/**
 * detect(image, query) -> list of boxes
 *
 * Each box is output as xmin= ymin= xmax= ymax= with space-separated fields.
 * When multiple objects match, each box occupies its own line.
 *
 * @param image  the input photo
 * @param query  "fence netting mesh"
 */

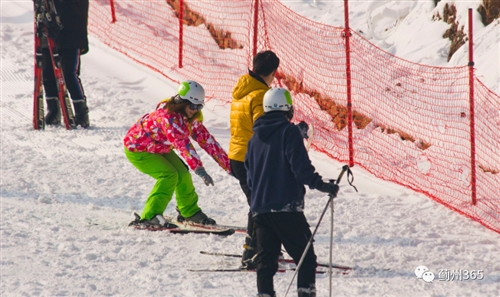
xmin=89 ymin=0 xmax=500 ymax=233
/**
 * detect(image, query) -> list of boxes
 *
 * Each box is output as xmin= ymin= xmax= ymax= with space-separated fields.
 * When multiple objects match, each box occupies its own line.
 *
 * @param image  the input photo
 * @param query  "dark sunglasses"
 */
xmin=189 ymin=103 xmax=203 ymax=111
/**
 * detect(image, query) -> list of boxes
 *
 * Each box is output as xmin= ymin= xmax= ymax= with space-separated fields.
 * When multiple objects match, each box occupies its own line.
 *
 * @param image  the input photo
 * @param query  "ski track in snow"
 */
xmin=2 ymin=2 xmax=500 ymax=296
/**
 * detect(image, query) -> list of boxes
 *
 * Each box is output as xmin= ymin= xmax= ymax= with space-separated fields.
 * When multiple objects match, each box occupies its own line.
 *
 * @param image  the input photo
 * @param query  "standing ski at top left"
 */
xmin=32 ymin=0 xmax=90 ymax=130
xmin=33 ymin=0 xmax=45 ymax=130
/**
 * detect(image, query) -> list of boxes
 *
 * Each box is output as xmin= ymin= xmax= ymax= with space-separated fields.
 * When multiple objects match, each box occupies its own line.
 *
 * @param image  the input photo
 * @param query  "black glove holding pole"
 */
xmin=318 ymin=180 xmax=339 ymax=197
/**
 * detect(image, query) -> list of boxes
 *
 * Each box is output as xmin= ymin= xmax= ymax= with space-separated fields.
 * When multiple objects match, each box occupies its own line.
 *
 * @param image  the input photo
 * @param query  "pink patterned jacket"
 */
xmin=124 ymin=107 xmax=231 ymax=174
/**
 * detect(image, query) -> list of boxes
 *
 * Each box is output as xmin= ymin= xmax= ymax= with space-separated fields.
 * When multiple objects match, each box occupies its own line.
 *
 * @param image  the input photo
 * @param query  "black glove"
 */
xmin=296 ymin=121 xmax=309 ymax=139
xmin=195 ymin=167 xmax=214 ymax=186
xmin=318 ymin=182 xmax=339 ymax=197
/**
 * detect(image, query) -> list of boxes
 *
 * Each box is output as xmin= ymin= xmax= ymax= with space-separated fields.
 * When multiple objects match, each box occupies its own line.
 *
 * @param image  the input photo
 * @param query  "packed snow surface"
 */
xmin=1 ymin=1 xmax=499 ymax=296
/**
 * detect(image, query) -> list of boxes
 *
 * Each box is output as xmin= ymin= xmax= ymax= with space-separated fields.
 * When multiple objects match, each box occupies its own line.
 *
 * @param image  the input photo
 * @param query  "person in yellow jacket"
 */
xmin=229 ymin=50 xmax=280 ymax=269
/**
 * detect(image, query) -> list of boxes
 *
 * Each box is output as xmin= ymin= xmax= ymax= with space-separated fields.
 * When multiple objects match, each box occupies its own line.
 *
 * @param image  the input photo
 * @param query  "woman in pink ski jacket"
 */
xmin=124 ymin=80 xmax=231 ymax=226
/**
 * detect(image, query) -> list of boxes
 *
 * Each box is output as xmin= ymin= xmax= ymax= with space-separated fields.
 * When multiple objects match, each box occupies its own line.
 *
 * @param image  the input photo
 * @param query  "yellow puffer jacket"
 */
xmin=229 ymin=74 xmax=269 ymax=161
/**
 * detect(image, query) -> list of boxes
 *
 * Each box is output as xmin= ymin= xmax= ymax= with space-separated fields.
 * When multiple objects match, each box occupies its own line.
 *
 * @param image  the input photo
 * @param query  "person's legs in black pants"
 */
xmin=41 ymin=47 xmax=89 ymax=127
xmin=258 ymin=212 xmax=317 ymax=292
xmin=254 ymin=213 xmax=280 ymax=296
xmin=42 ymin=48 xmax=61 ymax=124
xmin=278 ymin=212 xmax=317 ymax=292
xmin=60 ymin=48 xmax=89 ymax=128
xmin=229 ymin=159 xmax=251 ymax=204
xmin=60 ymin=48 xmax=86 ymax=101
xmin=230 ymin=159 xmax=256 ymax=268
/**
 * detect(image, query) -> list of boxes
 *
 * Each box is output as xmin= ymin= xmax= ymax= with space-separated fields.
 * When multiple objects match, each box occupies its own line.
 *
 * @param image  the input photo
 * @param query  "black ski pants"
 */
xmin=230 ymin=159 xmax=254 ymax=238
xmin=254 ymin=212 xmax=317 ymax=295
xmin=42 ymin=48 xmax=86 ymax=101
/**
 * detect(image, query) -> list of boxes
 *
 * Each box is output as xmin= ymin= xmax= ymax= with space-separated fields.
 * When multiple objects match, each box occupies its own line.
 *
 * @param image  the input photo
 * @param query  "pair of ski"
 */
xmin=130 ymin=214 xmax=246 ymax=236
xmin=33 ymin=0 xmax=75 ymax=130
xmin=190 ymin=251 xmax=353 ymax=274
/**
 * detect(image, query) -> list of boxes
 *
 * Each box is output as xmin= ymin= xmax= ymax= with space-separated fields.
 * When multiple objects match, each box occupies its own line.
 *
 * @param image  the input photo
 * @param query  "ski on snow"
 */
xmin=33 ymin=5 xmax=44 ymax=130
xmin=130 ymin=214 xmax=235 ymax=236
xmin=190 ymin=265 xmax=340 ymax=275
xmin=199 ymin=251 xmax=353 ymax=273
xmin=133 ymin=224 xmax=235 ymax=236
xmin=189 ymin=268 xmax=290 ymax=273
xmin=163 ymin=215 xmax=247 ymax=234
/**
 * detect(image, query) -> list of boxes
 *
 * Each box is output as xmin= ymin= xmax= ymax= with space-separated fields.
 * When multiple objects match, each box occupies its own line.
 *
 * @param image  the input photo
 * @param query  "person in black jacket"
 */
xmin=245 ymin=88 xmax=339 ymax=297
xmin=42 ymin=0 xmax=90 ymax=128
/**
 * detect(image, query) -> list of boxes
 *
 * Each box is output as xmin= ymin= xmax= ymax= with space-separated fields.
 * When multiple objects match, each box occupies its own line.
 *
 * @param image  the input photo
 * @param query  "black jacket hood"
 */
xmin=253 ymin=111 xmax=289 ymax=142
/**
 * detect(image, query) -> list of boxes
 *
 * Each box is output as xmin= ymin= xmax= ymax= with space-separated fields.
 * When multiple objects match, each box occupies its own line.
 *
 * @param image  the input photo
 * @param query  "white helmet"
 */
xmin=176 ymin=80 xmax=205 ymax=105
xmin=263 ymin=88 xmax=293 ymax=112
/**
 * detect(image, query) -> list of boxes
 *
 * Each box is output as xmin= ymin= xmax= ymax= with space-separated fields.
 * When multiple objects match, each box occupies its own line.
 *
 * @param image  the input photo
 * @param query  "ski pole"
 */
xmin=329 ymin=178 xmax=334 ymax=297
xmin=284 ymin=165 xmax=350 ymax=297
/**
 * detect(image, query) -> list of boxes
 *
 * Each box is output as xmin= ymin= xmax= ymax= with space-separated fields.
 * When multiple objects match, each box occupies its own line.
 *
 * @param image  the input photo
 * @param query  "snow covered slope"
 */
xmin=1 ymin=1 xmax=499 ymax=296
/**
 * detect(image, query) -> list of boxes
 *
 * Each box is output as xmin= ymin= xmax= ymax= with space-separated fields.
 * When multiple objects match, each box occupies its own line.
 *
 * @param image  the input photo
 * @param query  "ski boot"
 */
xmin=129 ymin=213 xmax=177 ymax=228
xmin=73 ymin=99 xmax=90 ymax=128
xmin=45 ymin=97 xmax=61 ymax=125
xmin=177 ymin=209 xmax=216 ymax=225
xmin=297 ymin=285 xmax=316 ymax=297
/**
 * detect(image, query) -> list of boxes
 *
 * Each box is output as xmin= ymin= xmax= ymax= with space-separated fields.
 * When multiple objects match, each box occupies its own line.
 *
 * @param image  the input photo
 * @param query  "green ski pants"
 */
xmin=124 ymin=148 xmax=201 ymax=220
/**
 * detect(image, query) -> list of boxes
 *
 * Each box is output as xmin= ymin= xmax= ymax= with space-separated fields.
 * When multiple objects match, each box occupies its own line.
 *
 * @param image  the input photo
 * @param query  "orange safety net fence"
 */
xmin=89 ymin=0 xmax=253 ymax=102
xmin=88 ymin=0 xmax=500 ymax=234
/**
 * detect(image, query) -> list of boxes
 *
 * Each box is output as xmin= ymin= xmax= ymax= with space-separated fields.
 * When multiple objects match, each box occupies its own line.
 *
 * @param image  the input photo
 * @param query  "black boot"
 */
xmin=297 ymin=285 xmax=316 ymax=297
xmin=44 ymin=97 xmax=61 ymax=125
xmin=73 ymin=100 xmax=90 ymax=128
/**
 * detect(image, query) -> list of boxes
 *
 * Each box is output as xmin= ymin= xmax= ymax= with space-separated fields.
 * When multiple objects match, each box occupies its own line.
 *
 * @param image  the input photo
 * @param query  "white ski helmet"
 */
xmin=176 ymin=80 xmax=205 ymax=105
xmin=263 ymin=88 xmax=293 ymax=112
